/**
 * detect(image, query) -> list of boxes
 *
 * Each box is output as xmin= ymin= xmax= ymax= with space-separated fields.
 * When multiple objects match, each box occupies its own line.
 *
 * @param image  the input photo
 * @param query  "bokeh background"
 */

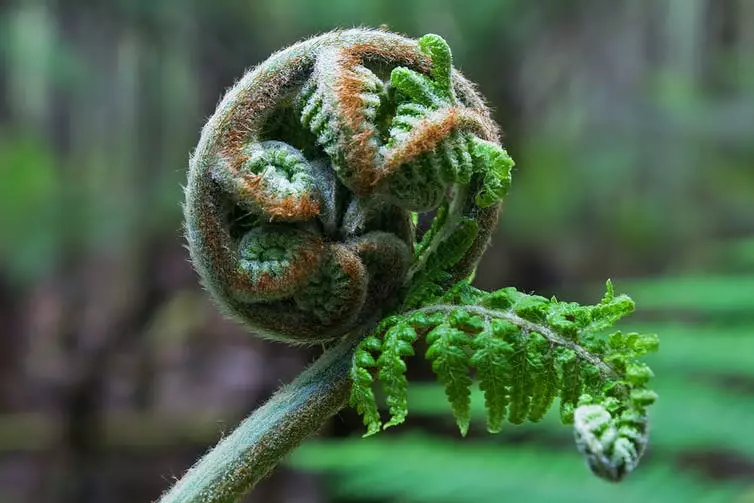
xmin=1 ymin=0 xmax=753 ymax=502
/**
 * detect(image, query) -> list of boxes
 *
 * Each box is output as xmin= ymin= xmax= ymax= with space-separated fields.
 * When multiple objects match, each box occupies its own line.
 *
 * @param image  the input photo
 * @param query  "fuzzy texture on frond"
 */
xmin=184 ymin=30 xmax=512 ymax=345
xmin=351 ymin=280 xmax=659 ymax=482
xmin=171 ymin=28 xmax=657 ymax=503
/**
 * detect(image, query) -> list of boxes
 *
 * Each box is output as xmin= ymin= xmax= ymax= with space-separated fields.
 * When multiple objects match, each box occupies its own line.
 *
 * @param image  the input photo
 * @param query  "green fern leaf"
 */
xmin=404 ymin=217 xmax=478 ymax=309
xmin=557 ymin=349 xmax=582 ymax=424
xmin=377 ymin=321 xmax=418 ymax=429
xmin=426 ymin=319 xmax=474 ymax=436
xmin=414 ymin=203 xmax=448 ymax=257
xmin=402 ymin=269 xmax=453 ymax=310
xmin=471 ymin=137 xmax=514 ymax=208
xmin=507 ymin=330 xmax=535 ymax=425
xmin=574 ymin=398 xmax=652 ymax=482
xmin=527 ymin=332 xmax=559 ymax=422
xmin=470 ymin=319 xmax=515 ymax=433
xmin=418 ymin=34 xmax=454 ymax=96
xmin=350 ymin=334 xmax=383 ymax=436
xmin=439 ymin=279 xmax=483 ymax=306
xmin=350 ymin=281 xmax=659 ymax=481
xmin=585 ymin=280 xmax=636 ymax=333
xmin=426 ymin=217 xmax=479 ymax=272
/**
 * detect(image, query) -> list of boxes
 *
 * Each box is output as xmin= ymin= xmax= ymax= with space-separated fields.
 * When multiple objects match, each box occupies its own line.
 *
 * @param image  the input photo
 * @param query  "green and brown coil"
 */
xmin=184 ymin=29 xmax=514 ymax=344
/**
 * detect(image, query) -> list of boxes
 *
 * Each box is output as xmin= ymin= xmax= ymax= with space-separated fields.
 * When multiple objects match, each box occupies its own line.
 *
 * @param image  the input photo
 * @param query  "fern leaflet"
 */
xmin=377 ymin=320 xmax=418 ymax=429
xmin=349 ymin=280 xmax=659 ymax=481
xmin=470 ymin=319 xmax=514 ymax=433
xmin=425 ymin=319 xmax=475 ymax=435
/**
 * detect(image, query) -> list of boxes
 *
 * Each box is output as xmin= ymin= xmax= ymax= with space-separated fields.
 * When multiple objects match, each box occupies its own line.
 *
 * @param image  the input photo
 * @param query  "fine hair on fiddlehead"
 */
xmin=184 ymin=30 xmax=510 ymax=347
xmin=166 ymin=27 xmax=659 ymax=503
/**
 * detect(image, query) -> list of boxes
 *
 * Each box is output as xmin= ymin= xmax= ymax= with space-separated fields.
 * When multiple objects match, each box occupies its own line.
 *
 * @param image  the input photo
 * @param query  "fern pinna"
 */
xmin=170 ymin=28 xmax=659 ymax=503
xmin=351 ymin=280 xmax=658 ymax=482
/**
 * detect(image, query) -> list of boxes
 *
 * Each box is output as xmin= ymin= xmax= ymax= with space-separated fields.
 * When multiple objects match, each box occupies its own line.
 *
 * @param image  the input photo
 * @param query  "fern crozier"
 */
xmin=167 ymin=28 xmax=658 ymax=503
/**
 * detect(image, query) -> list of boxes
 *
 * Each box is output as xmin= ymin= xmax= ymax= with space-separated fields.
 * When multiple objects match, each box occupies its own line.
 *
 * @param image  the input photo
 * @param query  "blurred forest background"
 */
xmin=1 ymin=0 xmax=753 ymax=502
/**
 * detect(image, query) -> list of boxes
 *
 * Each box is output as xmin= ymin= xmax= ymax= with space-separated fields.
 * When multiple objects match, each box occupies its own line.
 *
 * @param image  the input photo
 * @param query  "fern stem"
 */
xmin=157 ymin=336 xmax=358 ymax=503
xmin=410 ymin=304 xmax=619 ymax=380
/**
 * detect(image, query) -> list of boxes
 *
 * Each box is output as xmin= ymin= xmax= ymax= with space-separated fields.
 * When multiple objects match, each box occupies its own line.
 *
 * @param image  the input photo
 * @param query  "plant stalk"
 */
xmin=157 ymin=336 xmax=357 ymax=503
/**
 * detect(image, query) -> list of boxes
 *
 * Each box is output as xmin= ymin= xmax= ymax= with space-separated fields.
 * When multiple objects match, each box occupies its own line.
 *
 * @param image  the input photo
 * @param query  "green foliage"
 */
xmin=350 ymin=280 xmax=659 ymax=481
xmin=350 ymin=335 xmax=383 ymax=436
xmin=470 ymin=319 xmax=514 ymax=432
xmin=472 ymin=138 xmax=514 ymax=208
xmin=426 ymin=320 xmax=474 ymax=435
xmin=378 ymin=321 xmax=418 ymax=429
xmin=290 ymin=435 xmax=747 ymax=503
xmin=385 ymin=35 xmax=514 ymax=210
xmin=403 ymin=216 xmax=479 ymax=309
xmin=329 ymin=240 xmax=754 ymax=503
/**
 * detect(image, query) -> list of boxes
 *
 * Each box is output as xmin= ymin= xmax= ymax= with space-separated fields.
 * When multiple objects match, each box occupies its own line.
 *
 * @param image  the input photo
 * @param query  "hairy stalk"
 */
xmin=158 ymin=335 xmax=358 ymax=503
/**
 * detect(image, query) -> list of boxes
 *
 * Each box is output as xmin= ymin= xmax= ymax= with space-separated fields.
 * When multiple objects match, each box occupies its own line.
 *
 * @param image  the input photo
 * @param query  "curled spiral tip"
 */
xmin=573 ymin=403 xmax=649 ymax=482
xmin=184 ymin=29 xmax=514 ymax=344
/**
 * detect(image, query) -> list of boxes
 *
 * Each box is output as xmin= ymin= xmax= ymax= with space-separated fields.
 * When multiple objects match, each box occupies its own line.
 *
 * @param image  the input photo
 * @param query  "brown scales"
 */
xmin=330 ymin=42 xmax=501 ymax=194
xmin=332 ymin=42 xmax=432 ymax=195
xmin=191 ymin=186 xmax=243 ymax=290
xmin=229 ymin=237 xmax=325 ymax=299
xmin=217 ymin=59 xmax=306 ymax=180
xmin=217 ymin=53 xmax=310 ymax=157
xmin=333 ymin=54 xmax=382 ymax=194
xmin=332 ymin=245 xmax=367 ymax=284
xmin=196 ymin=33 xmax=495 ymax=317
xmin=380 ymin=107 xmax=496 ymax=182
xmin=218 ymin=39 xmax=440 ymax=201
xmin=328 ymin=245 xmax=368 ymax=319
xmin=237 ymin=172 xmax=321 ymax=220
xmin=347 ymin=41 xmax=432 ymax=75
xmin=382 ymin=107 xmax=461 ymax=176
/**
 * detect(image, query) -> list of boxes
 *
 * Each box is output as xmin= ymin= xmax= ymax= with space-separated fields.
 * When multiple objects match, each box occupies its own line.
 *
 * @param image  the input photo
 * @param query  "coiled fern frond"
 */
xmin=351 ymin=280 xmax=658 ymax=482
xmin=184 ymin=29 xmax=511 ymax=346
xmin=167 ymin=28 xmax=660 ymax=503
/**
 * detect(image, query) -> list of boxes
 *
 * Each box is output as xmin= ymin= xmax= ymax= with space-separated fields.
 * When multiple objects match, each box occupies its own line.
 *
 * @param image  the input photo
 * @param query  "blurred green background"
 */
xmin=0 ymin=0 xmax=753 ymax=502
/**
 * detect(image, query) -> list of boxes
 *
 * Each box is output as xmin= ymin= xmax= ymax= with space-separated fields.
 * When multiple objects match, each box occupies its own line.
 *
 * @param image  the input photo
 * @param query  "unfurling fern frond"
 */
xmin=350 ymin=280 xmax=659 ymax=482
xmin=381 ymin=34 xmax=514 ymax=211
xmin=173 ymin=27 xmax=659 ymax=503
xmin=574 ymin=395 xmax=651 ymax=482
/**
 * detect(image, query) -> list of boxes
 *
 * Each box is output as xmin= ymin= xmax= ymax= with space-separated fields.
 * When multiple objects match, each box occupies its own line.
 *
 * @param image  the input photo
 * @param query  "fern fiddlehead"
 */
xmin=184 ymin=29 xmax=507 ymax=345
xmin=166 ymin=28 xmax=657 ymax=503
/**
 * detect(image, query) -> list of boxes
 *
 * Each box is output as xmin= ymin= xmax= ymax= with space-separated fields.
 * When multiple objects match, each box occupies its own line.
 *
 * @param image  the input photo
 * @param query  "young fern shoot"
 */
xmin=169 ymin=28 xmax=659 ymax=503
